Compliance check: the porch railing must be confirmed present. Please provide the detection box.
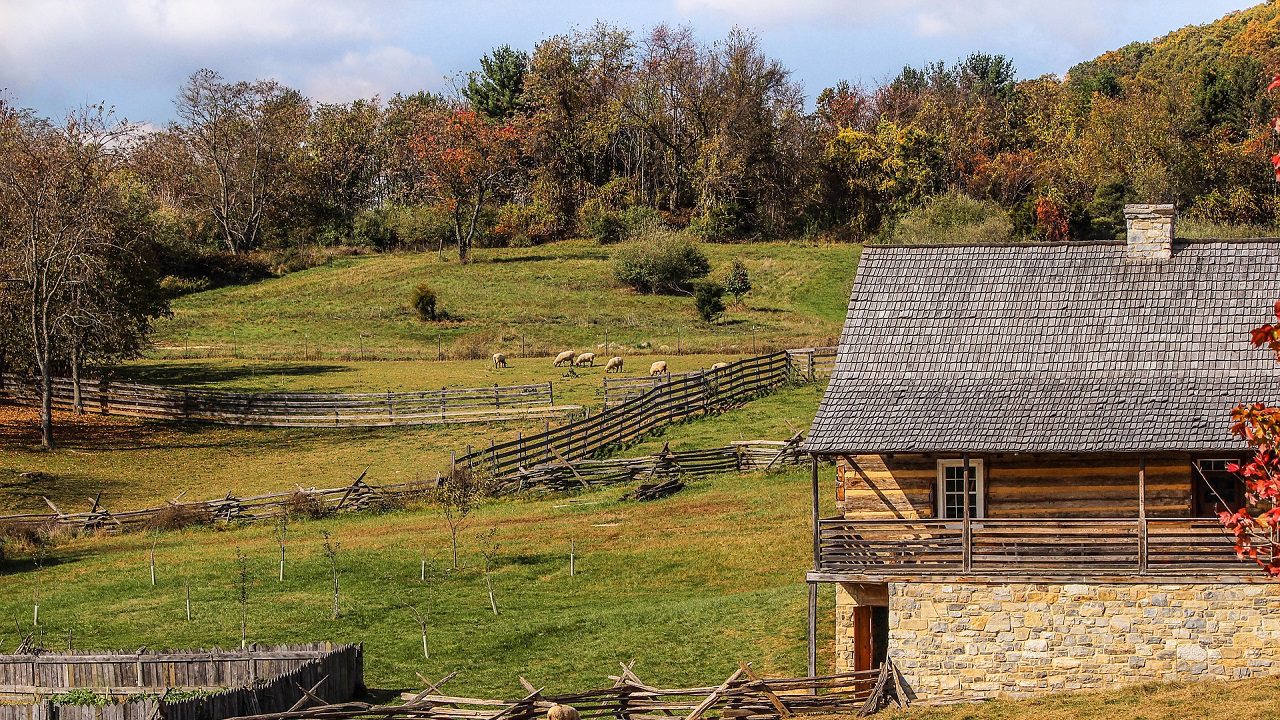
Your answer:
[816,517,1246,578]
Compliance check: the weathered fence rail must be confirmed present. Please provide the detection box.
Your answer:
[0,438,803,533]
[459,352,795,479]
[0,478,433,534]
[500,438,806,494]
[0,644,363,720]
[222,662,905,720]
[0,376,574,428]
[601,348,833,407]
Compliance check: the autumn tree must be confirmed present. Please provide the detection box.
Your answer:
[301,98,385,239]
[0,103,166,448]
[172,69,310,254]
[408,104,526,263]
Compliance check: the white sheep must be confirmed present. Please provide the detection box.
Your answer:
[575,352,597,367]
[605,356,624,373]
[553,350,576,367]
[711,362,729,370]
[649,360,668,376]
[493,353,508,368]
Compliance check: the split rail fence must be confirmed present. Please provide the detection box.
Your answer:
[0,376,573,428]
[223,661,906,720]
[0,644,363,720]
[0,438,803,533]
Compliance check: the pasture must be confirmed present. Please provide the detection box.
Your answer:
[0,466,836,697]
[150,240,857,360]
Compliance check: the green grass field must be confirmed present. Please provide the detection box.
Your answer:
[0,466,837,697]
[0,371,824,514]
[151,240,857,360]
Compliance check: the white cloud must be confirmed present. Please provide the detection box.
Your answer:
[291,46,442,104]
[0,0,440,118]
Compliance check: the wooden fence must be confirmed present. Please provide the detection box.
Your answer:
[602,349,833,407]
[222,661,907,720]
[783,347,836,381]
[455,352,795,480]
[0,376,573,428]
[0,477,433,534]
[501,438,806,494]
[0,437,803,534]
[0,644,363,720]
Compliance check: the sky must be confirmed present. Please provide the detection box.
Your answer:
[0,0,1260,124]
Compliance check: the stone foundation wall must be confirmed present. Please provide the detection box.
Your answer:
[836,581,1280,702]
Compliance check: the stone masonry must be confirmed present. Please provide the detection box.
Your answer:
[1123,203,1176,260]
[836,581,1280,702]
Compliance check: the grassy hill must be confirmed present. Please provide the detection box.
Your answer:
[0,465,834,695]
[150,240,857,360]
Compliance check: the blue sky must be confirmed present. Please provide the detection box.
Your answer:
[0,0,1258,124]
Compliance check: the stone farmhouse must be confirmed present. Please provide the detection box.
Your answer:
[802,204,1280,701]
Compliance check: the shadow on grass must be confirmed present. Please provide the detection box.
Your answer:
[116,362,351,387]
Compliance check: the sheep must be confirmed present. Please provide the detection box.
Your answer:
[605,356,624,373]
[710,362,729,370]
[649,360,668,376]
[547,706,580,720]
[574,352,596,367]
[553,350,576,367]
[493,353,507,369]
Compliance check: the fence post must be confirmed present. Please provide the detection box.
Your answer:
[549,382,554,407]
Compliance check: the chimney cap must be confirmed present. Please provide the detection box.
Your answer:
[1123,203,1176,216]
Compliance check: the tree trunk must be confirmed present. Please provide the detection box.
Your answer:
[71,342,83,415]
[39,359,54,450]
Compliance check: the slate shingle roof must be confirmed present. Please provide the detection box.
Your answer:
[804,241,1280,454]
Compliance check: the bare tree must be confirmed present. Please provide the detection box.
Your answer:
[435,466,493,570]
[0,103,141,449]
[172,69,309,254]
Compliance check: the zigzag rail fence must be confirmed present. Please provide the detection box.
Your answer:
[0,376,575,428]
[220,661,907,720]
[0,644,363,720]
[0,348,832,534]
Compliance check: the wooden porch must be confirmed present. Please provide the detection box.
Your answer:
[808,516,1249,581]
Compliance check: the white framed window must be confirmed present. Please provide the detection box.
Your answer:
[937,459,985,520]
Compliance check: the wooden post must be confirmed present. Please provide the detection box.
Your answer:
[962,453,972,573]
[810,454,821,571]
[1138,455,1148,573]
[807,581,817,681]
[570,540,576,577]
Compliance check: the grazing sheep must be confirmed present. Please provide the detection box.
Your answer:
[649,360,668,376]
[493,353,507,368]
[575,352,597,367]
[710,362,729,370]
[547,706,580,720]
[605,356,624,373]
[553,350,576,367]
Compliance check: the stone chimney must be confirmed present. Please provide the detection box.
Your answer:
[1123,203,1175,260]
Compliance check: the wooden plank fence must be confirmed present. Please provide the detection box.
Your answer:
[0,644,363,720]
[220,662,907,720]
[602,349,833,407]
[458,352,796,480]
[0,376,574,428]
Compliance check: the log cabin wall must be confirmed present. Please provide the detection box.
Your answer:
[836,453,1194,519]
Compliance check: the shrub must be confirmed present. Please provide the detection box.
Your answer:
[144,504,213,532]
[158,275,210,298]
[693,281,726,322]
[876,191,1014,245]
[411,284,439,321]
[688,200,751,242]
[723,258,752,301]
[493,202,560,247]
[50,690,110,707]
[285,491,329,519]
[612,230,711,294]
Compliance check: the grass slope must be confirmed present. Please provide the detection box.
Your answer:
[153,240,857,360]
[0,467,836,696]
